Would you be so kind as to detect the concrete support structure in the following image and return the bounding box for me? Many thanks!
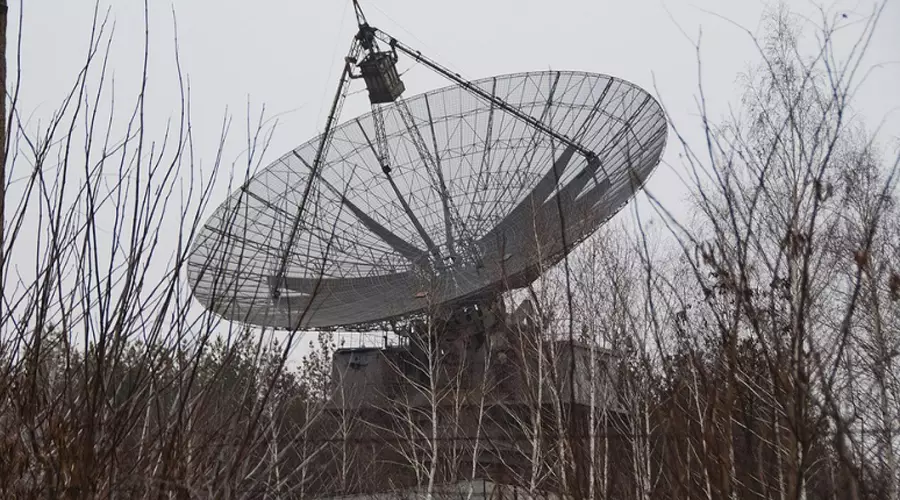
[310,301,623,499]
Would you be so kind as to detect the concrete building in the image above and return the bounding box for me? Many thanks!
[308,300,623,499]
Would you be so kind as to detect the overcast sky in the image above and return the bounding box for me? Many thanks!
[6,0,899,350]
[14,1,899,203]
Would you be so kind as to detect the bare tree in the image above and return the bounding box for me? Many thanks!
[3,2,897,499]
[642,3,898,500]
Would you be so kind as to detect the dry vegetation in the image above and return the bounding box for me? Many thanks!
[0,2,898,499]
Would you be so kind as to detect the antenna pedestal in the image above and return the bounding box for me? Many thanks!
[320,299,622,497]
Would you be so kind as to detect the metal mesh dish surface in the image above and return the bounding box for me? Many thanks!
[187,71,667,329]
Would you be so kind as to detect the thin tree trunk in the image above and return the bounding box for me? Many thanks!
[0,0,8,323]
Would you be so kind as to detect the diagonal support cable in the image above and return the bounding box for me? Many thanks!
[378,29,597,161]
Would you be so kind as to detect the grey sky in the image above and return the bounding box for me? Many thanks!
[16,1,899,195]
[7,0,899,351]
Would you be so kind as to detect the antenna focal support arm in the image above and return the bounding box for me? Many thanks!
[376,29,597,160]
[274,38,362,285]
[352,0,368,27]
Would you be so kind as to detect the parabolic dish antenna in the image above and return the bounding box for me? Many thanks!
[187,10,666,330]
